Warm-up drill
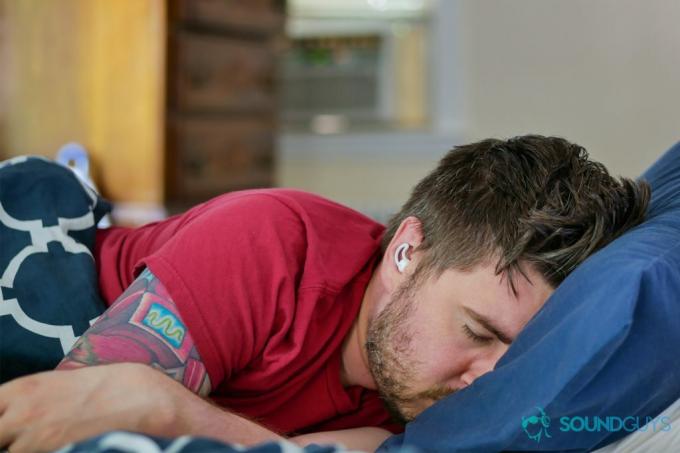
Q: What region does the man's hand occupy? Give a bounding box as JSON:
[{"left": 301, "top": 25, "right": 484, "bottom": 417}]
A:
[{"left": 0, "top": 363, "right": 180, "bottom": 453}]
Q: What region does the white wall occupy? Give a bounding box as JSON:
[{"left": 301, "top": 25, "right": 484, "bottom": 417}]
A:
[{"left": 458, "top": 0, "right": 680, "bottom": 178}]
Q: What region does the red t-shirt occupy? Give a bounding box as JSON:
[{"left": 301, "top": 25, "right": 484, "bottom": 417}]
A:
[{"left": 94, "top": 189, "right": 402, "bottom": 435}]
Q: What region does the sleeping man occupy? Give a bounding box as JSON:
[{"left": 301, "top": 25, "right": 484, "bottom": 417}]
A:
[{"left": 0, "top": 135, "right": 650, "bottom": 452}]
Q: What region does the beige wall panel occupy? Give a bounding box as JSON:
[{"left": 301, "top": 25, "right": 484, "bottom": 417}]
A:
[{"left": 277, "top": 156, "right": 438, "bottom": 219}]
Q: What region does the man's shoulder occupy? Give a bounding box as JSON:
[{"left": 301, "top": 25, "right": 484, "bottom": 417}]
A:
[
  {"left": 214, "top": 188, "right": 355, "bottom": 212},
  {"left": 199, "top": 188, "right": 383, "bottom": 231}
]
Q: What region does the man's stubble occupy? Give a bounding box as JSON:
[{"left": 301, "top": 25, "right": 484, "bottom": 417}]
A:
[{"left": 365, "top": 273, "right": 456, "bottom": 424}]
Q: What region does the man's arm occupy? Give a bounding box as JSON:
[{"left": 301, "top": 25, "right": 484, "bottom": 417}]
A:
[
  {"left": 0, "top": 364, "right": 387, "bottom": 452},
  {"left": 0, "top": 268, "right": 289, "bottom": 452},
  {"left": 0, "top": 363, "right": 287, "bottom": 453},
  {"left": 57, "top": 267, "right": 210, "bottom": 395},
  {"left": 290, "top": 427, "right": 393, "bottom": 452}
]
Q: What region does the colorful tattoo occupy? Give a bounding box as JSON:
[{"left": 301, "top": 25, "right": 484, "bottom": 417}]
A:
[
  {"left": 145, "top": 304, "right": 185, "bottom": 344},
  {"left": 57, "top": 268, "right": 212, "bottom": 396},
  {"left": 129, "top": 296, "right": 192, "bottom": 361}
]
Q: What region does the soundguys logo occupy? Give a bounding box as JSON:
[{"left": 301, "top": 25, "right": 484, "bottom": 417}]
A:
[{"left": 521, "top": 406, "right": 672, "bottom": 443}]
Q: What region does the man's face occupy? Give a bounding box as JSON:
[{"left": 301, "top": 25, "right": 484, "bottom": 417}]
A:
[{"left": 366, "top": 260, "right": 553, "bottom": 423}]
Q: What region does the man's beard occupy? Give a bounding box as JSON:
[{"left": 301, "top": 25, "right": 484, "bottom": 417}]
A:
[{"left": 365, "top": 273, "right": 456, "bottom": 424}]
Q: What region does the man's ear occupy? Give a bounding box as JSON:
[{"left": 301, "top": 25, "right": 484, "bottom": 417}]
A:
[{"left": 381, "top": 216, "right": 423, "bottom": 288}]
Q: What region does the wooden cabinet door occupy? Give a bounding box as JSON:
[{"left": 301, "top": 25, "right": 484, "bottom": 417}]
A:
[{"left": 168, "top": 117, "right": 274, "bottom": 202}]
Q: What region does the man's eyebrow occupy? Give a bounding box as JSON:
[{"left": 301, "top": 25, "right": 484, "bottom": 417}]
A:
[{"left": 463, "top": 306, "right": 514, "bottom": 345}]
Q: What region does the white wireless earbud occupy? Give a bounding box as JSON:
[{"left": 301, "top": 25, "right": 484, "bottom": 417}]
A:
[{"left": 394, "top": 243, "right": 411, "bottom": 273}]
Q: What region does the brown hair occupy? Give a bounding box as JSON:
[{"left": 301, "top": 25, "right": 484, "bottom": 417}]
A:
[{"left": 382, "top": 135, "right": 651, "bottom": 288}]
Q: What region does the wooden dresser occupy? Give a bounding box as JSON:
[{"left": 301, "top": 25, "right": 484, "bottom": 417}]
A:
[{"left": 166, "top": 0, "right": 285, "bottom": 211}]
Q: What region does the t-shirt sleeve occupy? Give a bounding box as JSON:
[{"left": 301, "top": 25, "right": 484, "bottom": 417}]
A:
[{"left": 140, "top": 193, "right": 306, "bottom": 388}]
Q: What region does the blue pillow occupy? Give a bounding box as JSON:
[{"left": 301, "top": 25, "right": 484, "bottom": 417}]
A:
[
  {"left": 0, "top": 156, "right": 110, "bottom": 382},
  {"left": 379, "top": 142, "right": 680, "bottom": 452}
]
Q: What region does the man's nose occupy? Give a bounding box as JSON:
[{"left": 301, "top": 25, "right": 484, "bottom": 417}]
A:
[{"left": 460, "top": 345, "right": 509, "bottom": 387}]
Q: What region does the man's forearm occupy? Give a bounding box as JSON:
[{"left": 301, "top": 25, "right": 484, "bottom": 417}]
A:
[
  {"left": 117, "top": 362, "right": 286, "bottom": 446},
  {"left": 145, "top": 365, "right": 393, "bottom": 449},
  {"left": 166, "top": 383, "right": 287, "bottom": 445},
  {"left": 0, "top": 363, "right": 285, "bottom": 453},
  {"left": 290, "top": 427, "right": 393, "bottom": 451},
  {"left": 57, "top": 362, "right": 284, "bottom": 445}
]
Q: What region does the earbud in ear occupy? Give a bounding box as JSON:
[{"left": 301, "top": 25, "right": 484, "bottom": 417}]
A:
[{"left": 394, "top": 243, "right": 411, "bottom": 273}]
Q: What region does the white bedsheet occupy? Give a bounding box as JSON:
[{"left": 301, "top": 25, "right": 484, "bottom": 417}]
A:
[{"left": 594, "top": 397, "right": 680, "bottom": 452}]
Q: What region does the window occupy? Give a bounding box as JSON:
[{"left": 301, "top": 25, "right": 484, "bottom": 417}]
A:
[
  {"left": 280, "top": 0, "right": 433, "bottom": 135},
  {"left": 279, "top": 0, "right": 462, "bottom": 157}
]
